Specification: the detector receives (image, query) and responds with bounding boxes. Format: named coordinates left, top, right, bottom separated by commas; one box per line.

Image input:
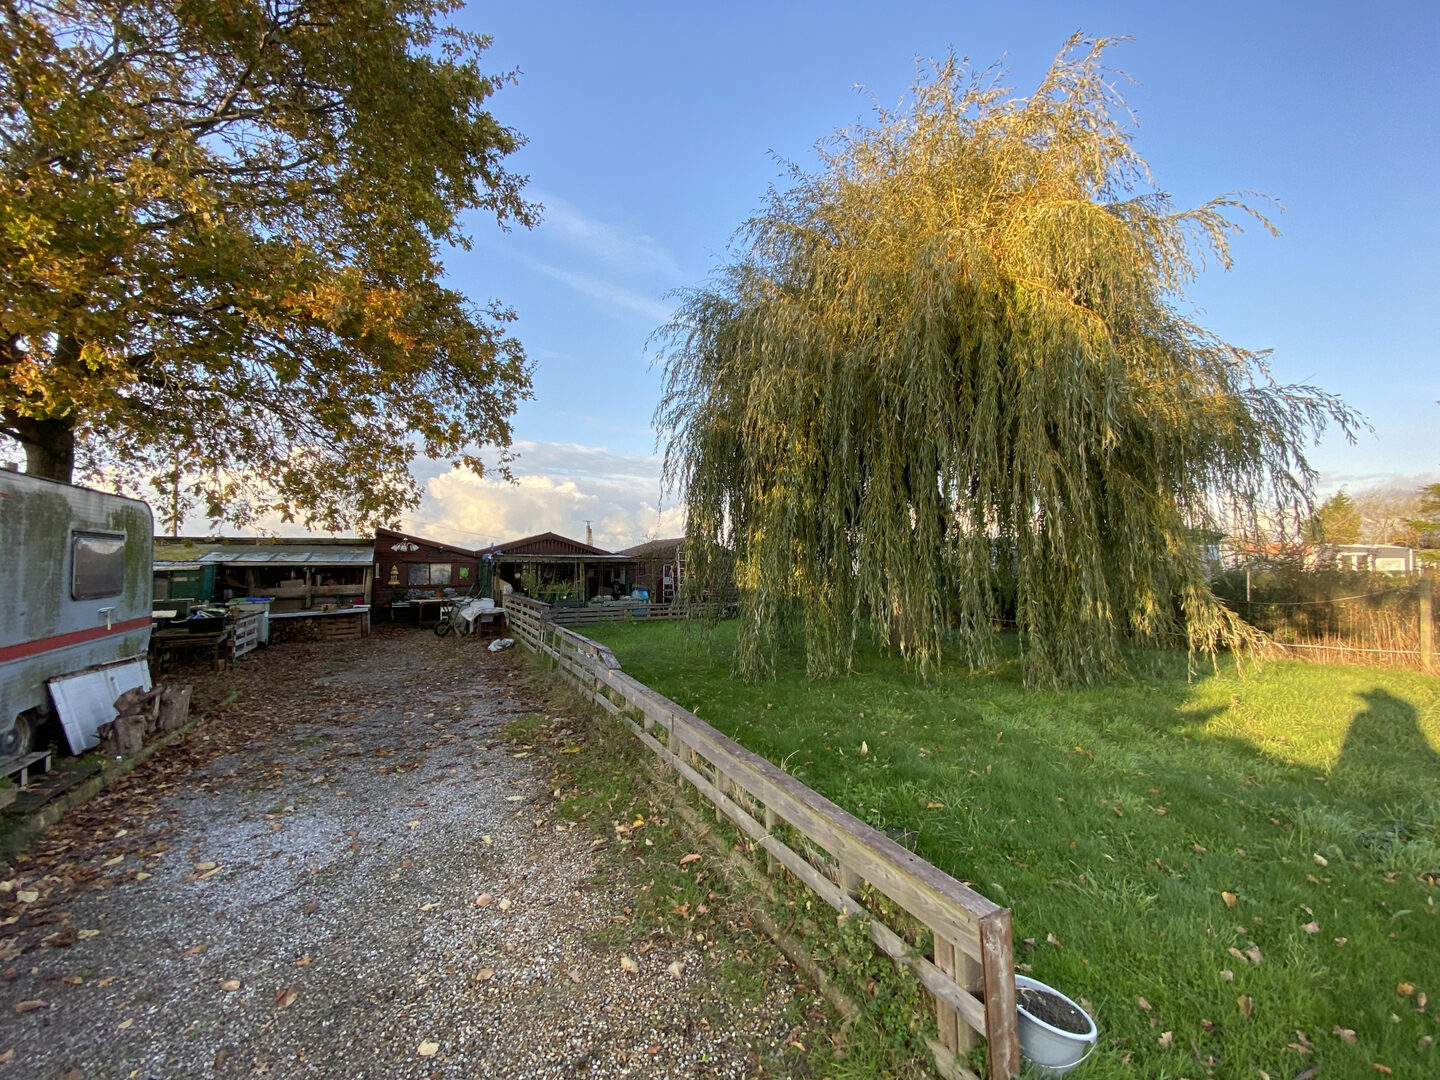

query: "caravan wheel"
left=0, top=712, right=33, bottom=757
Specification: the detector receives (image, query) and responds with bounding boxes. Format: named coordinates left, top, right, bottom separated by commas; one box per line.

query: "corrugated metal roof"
left=619, top=538, right=683, bottom=557
left=196, top=546, right=374, bottom=566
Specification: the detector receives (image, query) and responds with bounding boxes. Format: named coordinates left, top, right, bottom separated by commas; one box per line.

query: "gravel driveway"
left=1, top=627, right=828, bottom=1079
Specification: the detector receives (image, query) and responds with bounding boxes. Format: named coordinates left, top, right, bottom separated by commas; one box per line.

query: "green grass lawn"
left=584, top=619, right=1440, bottom=1078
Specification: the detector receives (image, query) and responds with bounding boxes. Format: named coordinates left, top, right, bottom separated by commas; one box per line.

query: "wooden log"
left=155, top=685, right=193, bottom=734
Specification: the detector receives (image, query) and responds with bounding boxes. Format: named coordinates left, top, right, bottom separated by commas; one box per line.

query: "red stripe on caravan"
left=0, top=616, right=153, bottom=664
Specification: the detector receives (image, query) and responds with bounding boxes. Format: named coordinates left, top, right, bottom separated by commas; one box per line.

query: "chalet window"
left=407, top=562, right=452, bottom=586
left=72, top=533, right=127, bottom=600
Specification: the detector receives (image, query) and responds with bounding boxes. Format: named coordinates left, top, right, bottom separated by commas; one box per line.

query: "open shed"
left=196, top=543, right=374, bottom=613
left=481, top=532, right=639, bottom=604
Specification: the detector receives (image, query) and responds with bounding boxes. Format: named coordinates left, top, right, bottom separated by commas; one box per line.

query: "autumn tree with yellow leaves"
left=656, top=37, right=1357, bottom=687
left=2, top=0, right=533, bottom=529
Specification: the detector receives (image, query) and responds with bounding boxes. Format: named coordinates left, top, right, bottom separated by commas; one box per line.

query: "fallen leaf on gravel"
left=213, top=1048, right=227, bottom=1070
left=102, top=855, right=125, bottom=867
left=1237, top=995, right=1253, bottom=1018
left=566, top=968, right=581, bottom=984
left=481, top=835, right=492, bottom=845
left=117, top=1018, right=134, bottom=1030
left=1334, top=1026, right=1356, bottom=1044
left=133, top=873, right=150, bottom=882
left=184, top=945, right=205, bottom=956
left=16, top=891, right=38, bottom=903
left=62, top=976, right=82, bottom=986
left=620, top=956, right=639, bottom=974
left=220, top=980, right=241, bottom=991
left=474, top=893, right=493, bottom=908
left=475, top=968, right=495, bottom=981
left=295, top=955, right=311, bottom=967
left=13, top=1000, right=48, bottom=1014
left=407, top=820, right=420, bottom=829
left=417, top=1041, right=439, bottom=1057
left=275, top=986, right=298, bottom=1009
left=1222, top=891, right=1238, bottom=908
left=667, top=960, right=685, bottom=979
left=418, top=902, right=441, bottom=912
left=194, top=862, right=216, bottom=872
left=95, top=977, right=115, bottom=988
left=76, top=930, right=99, bottom=941
left=498, top=898, right=512, bottom=911
left=302, top=902, right=318, bottom=916
left=0, top=1049, right=12, bottom=1064
left=504, top=795, right=523, bottom=802
left=43, top=931, right=77, bottom=948
left=60, top=1070, right=80, bottom=1080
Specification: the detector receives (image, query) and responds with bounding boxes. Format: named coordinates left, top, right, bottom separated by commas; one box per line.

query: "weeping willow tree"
left=654, top=36, right=1357, bottom=688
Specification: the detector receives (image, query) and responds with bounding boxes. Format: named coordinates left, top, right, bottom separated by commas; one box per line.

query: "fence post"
left=1421, top=577, right=1434, bottom=674
left=980, top=911, right=1020, bottom=1079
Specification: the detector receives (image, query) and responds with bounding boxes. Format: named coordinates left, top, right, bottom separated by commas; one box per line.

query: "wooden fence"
left=547, top=600, right=729, bottom=628
left=504, top=594, right=1021, bottom=1080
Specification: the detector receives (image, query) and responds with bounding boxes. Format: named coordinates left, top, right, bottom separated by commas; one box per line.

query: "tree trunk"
left=20, top=415, right=78, bottom=482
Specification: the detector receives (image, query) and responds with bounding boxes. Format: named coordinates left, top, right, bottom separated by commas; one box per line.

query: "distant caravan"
left=0, top=470, right=154, bottom=756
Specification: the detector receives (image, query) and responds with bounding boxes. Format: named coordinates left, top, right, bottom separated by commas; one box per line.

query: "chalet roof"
left=482, top=531, right=623, bottom=559
left=618, top=537, right=684, bottom=558
left=153, top=536, right=370, bottom=563
left=195, top=545, right=373, bottom=567
left=374, top=526, right=479, bottom=561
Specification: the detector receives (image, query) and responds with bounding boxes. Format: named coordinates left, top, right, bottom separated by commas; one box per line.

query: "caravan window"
left=72, top=533, right=127, bottom=600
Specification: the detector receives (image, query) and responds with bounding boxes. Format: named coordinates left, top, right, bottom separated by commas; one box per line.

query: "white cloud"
left=523, top=257, right=675, bottom=325
left=401, top=440, right=684, bottom=551
left=534, top=191, right=683, bottom=278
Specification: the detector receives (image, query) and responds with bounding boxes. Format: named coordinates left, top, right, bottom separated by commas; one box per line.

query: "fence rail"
left=545, top=600, right=730, bottom=628
left=504, top=594, right=1020, bottom=1080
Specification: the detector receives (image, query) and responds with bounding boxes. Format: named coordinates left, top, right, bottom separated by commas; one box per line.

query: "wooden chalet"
left=481, top=531, right=639, bottom=604
left=372, top=527, right=488, bottom=610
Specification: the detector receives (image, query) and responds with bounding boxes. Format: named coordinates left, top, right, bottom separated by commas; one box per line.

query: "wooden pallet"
left=0, top=750, right=53, bottom=788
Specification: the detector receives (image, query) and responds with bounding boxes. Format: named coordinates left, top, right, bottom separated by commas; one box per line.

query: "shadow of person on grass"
left=1330, top=688, right=1440, bottom=802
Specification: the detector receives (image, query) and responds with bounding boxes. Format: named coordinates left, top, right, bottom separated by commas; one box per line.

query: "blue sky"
left=407, top=2, right=1439, bottom=548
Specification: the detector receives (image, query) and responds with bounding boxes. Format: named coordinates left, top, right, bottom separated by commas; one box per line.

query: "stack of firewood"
left=97, top=685, right=193, bottom=758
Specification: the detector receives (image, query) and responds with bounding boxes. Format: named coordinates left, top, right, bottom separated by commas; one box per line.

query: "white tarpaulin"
left=48, top=658, right=152, bottom=754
